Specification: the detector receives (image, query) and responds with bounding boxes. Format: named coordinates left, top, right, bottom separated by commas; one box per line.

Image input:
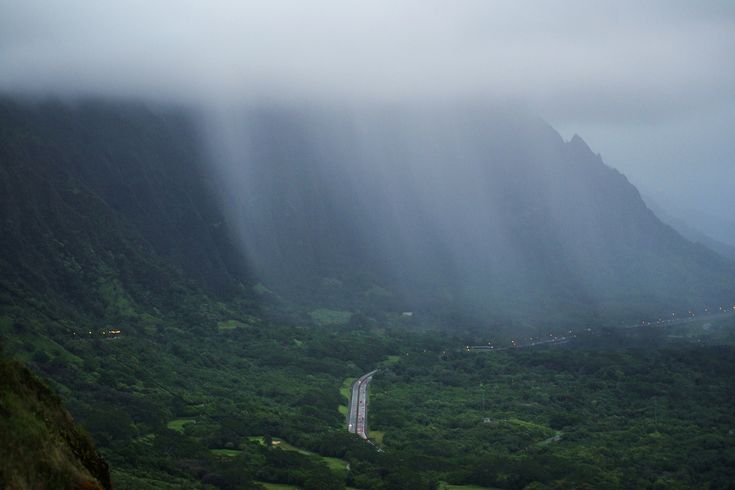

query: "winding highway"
left=347, top=370, right=377, bottom=439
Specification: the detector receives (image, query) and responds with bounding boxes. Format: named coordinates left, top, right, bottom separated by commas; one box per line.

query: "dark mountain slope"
left=1, top=98, right=733, bottom=328
left=0, top=98, right=250, bottom=324
left=0, top=351, right=111, bottom=489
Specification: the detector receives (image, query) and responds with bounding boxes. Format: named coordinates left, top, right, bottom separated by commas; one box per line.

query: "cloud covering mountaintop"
left=1, top=0, right=734, bottom=219
left=0, top=1, right=732, bottom=119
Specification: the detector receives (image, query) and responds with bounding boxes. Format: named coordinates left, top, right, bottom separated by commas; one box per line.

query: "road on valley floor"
left=347, top=370, right=377, bottom=440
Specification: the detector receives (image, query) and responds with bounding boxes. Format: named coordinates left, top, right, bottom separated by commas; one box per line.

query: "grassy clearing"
left=308, top=308, right=352, bottom=326
left=369, top=431, right=384, bottom=444
left=210, top=448, right=242, bottom=457
left=323, top=456, right=349, bottom=472
left=502, top=418, right=555, bottom=439
left=275, top=439, right=312, bottom=455
left=166, top=418, right=195, bottom=433
left=249, top=436, right=349, bottom=473
left=380, top=355, right=401, bottom=367
left=248, top=436, right=311, bottom=454
left=340, top=377, right=355, bottom=399
left=217, top=319, right=248, bottom=331
left=537, top=431, right=563, bottom=446
left=339, top=376, right=356, bottom=417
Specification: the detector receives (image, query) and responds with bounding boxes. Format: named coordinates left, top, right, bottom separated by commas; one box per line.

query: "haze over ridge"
left=1, top=0, right=734, bottom=231
left=198, top=100, right=735, bottom=325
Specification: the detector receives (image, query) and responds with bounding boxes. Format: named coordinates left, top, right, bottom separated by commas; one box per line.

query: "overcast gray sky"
left=1, top=0, right=733, bottom=225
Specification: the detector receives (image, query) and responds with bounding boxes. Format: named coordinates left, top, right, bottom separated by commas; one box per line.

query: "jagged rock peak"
left=568, top=133, right=592, bottom=153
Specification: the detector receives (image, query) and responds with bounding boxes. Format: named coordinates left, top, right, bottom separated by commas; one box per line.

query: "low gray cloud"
left=1, top=1, right=733, bottom=118
left=1, top=0, right=734, bottom=222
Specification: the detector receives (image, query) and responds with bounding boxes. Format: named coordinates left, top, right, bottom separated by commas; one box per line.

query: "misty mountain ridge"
left=643, top=196, right=735, bottom=262
left=204, top=102, right=735, bottom=324
left=2, top=98, right=733, bottom=330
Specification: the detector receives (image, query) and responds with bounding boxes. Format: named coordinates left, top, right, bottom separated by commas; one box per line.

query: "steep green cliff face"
left=0, top=353, right=111, bottom=489
left=0, top=98, right=250, bottom=328
left=2, top=98, right=733, bottom=330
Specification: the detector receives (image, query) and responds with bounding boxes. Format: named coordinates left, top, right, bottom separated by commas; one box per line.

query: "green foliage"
left=369, top=344, right=735, bottom=489
left=1, top=290, right=404, bottom=488
left=2, top=98, right=735, bottom=490
left=167, top=418, right=196, bottom=434
left=218, top=319, right=249, bottom=331
left=0, top=354, right=111, bottom=489
left=309, top=309, right=353, bottom=326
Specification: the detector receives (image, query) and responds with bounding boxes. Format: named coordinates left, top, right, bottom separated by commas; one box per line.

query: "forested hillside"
left=1, top=98, right=735, bottom=489
left=0, top=98, right=249, bottom=326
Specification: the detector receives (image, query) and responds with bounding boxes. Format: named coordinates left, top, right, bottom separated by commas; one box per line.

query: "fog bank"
left=2, top=0, right=734, bottom=226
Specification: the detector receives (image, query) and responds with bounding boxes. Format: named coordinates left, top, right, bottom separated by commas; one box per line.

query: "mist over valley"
left=2, top=2, right=734, bottom=489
